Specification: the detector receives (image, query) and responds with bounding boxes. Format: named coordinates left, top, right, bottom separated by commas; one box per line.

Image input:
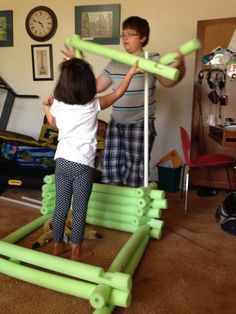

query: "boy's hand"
left=43, top=95, right=54, bottom=107
left=171, top=51, right=185, bottom=68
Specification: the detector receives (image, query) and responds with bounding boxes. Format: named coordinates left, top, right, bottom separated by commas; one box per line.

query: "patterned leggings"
left=52, top=158, right=94, bottom=244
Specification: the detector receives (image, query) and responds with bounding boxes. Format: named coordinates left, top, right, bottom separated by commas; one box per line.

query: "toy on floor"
left=32, top=211, right=102, bottom=249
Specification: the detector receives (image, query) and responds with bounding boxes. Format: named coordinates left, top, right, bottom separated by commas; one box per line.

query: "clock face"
left=25, top=6, right=58, bottom=42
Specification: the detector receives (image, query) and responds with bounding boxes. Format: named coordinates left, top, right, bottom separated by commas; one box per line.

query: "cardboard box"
left=155, top=149, right=182, bottom=168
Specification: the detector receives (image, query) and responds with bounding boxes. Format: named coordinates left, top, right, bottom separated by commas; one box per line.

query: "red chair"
left=180, top=126, right=236, bottom=214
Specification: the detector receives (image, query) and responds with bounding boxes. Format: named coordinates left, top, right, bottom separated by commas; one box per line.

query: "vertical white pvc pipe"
left=144, top=51, right=149, bottom=187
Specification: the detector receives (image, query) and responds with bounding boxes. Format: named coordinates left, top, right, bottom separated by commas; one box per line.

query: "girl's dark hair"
left=122, top=16, right=150, bottom=47
left=54, top=58, right=96, bottom=105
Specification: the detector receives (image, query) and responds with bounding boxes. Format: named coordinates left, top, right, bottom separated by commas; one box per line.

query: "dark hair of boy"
left=122, top=16, right=150, bottom=47
left=54, top=58, right=96, bottom=105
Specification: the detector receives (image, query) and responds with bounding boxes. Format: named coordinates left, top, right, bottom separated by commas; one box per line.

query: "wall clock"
left=25, top=6, right=58, bottom=42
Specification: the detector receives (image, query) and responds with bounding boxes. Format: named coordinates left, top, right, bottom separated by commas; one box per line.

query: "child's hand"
left=43, top=95, right=54, bottom=107
left=129, top=61, right=144, bottom=76
left=61, top=45, right=76, bottom=60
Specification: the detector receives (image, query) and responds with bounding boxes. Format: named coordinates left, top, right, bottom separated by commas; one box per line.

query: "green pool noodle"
left=88, top=199, right=144, bottom=217
left=87, top=208, right=137, bottom=225
left=43, top=174, right=55, bottom=184
left=42, top=183, right=55, bottom=193
left=40, top=206, right=54, bottom=215
left=146, top=208, right=162, bottom=218
left=90, top=284, right=112, bottom=309
left=103, top=272, right=132, bottom=291
left=42, top=198, right=55, bottom=207
left=109, top=288, right=131, bottom=308
left=89, top=192, right=149, bottom=208
left=92, top=183, right=150, bottom=198
left=125, top=234, right=150, bottom=275
left=132, top=216, right=149, bottom=226
left=75, top=49, right=82, bottom=58
left=86, top=216, right=137, bottom=233
left=65, top=35, right=179, bottom=81
left=149, top=189, right=165, bottom=200
left=149, top=228, right=162, bottom=239
left=0, top=257, right=129, bottom=307
left=42, top=191, right=55, bottom=201
left=93, top=306, right=113, bottom=314
left=41, top=191, right=55, bottom=202
left=90, top=283, right=131, bottom=309
left=136, top=196, right=150, bottom=208
left=2, top=214, right=51, bottom=243
left=108, top=224, right=150, bottom=273
left=159, top=38, right=201, bottom=65
left=148, top=218, right=164, bottom=230
left=42, top=189, right=55, bottom=198
left=151, top=198, right=168, bottom=209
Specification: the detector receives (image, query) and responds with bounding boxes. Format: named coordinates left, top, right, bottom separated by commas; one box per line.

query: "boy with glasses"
left=96, top=16, right=186, bottom=187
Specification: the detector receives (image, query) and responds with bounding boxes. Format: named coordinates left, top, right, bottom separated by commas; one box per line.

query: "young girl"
left=43, top=58, right=140, bottom=261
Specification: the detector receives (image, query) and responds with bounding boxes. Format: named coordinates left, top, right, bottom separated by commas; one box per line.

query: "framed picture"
left=31, top=44, right=54, bottom=81
left=0, top=10, right=13, bottom=47
left=75, top=4, right=120, bottom=45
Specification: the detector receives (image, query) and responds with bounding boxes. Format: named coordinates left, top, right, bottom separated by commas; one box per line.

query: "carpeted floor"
left=0, top=187, right=235, bottom=314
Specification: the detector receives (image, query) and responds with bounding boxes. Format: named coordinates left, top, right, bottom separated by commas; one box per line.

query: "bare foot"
left=71, top=243, right=93, bottom=261
left=53, top=242, right=68, bottom=256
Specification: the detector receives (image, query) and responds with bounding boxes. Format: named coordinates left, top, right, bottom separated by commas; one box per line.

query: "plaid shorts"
left=101, top=118, right=156, bottom=187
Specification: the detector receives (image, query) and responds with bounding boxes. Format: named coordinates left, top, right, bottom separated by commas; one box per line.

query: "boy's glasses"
left=120, top=32, right=140, bottom=39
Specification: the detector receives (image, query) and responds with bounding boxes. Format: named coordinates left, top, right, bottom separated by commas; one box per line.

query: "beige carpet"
left=0, top=187, right=236, bottom=314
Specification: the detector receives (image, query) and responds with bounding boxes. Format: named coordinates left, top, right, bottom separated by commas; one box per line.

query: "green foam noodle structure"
left=0, top=179, right=168, bottom=312
left=65, top=35, right=179, bottom=81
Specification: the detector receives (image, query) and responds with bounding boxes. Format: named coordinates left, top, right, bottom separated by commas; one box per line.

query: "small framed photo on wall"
left=75, top=4, right=120, bottom=45
left=0, top=10, right=13, bottom=47
left=31, top=44, right=54, bottom=81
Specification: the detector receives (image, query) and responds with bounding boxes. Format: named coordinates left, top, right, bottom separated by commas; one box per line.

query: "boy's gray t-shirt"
left=100, top=52, right=160, bottom=124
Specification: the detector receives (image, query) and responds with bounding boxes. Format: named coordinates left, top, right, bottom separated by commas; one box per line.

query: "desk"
left=209, top=125, right=236, bottom=147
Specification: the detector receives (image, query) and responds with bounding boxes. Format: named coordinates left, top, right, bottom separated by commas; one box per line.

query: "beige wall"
left=0, top=0, right=235, bottom=180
